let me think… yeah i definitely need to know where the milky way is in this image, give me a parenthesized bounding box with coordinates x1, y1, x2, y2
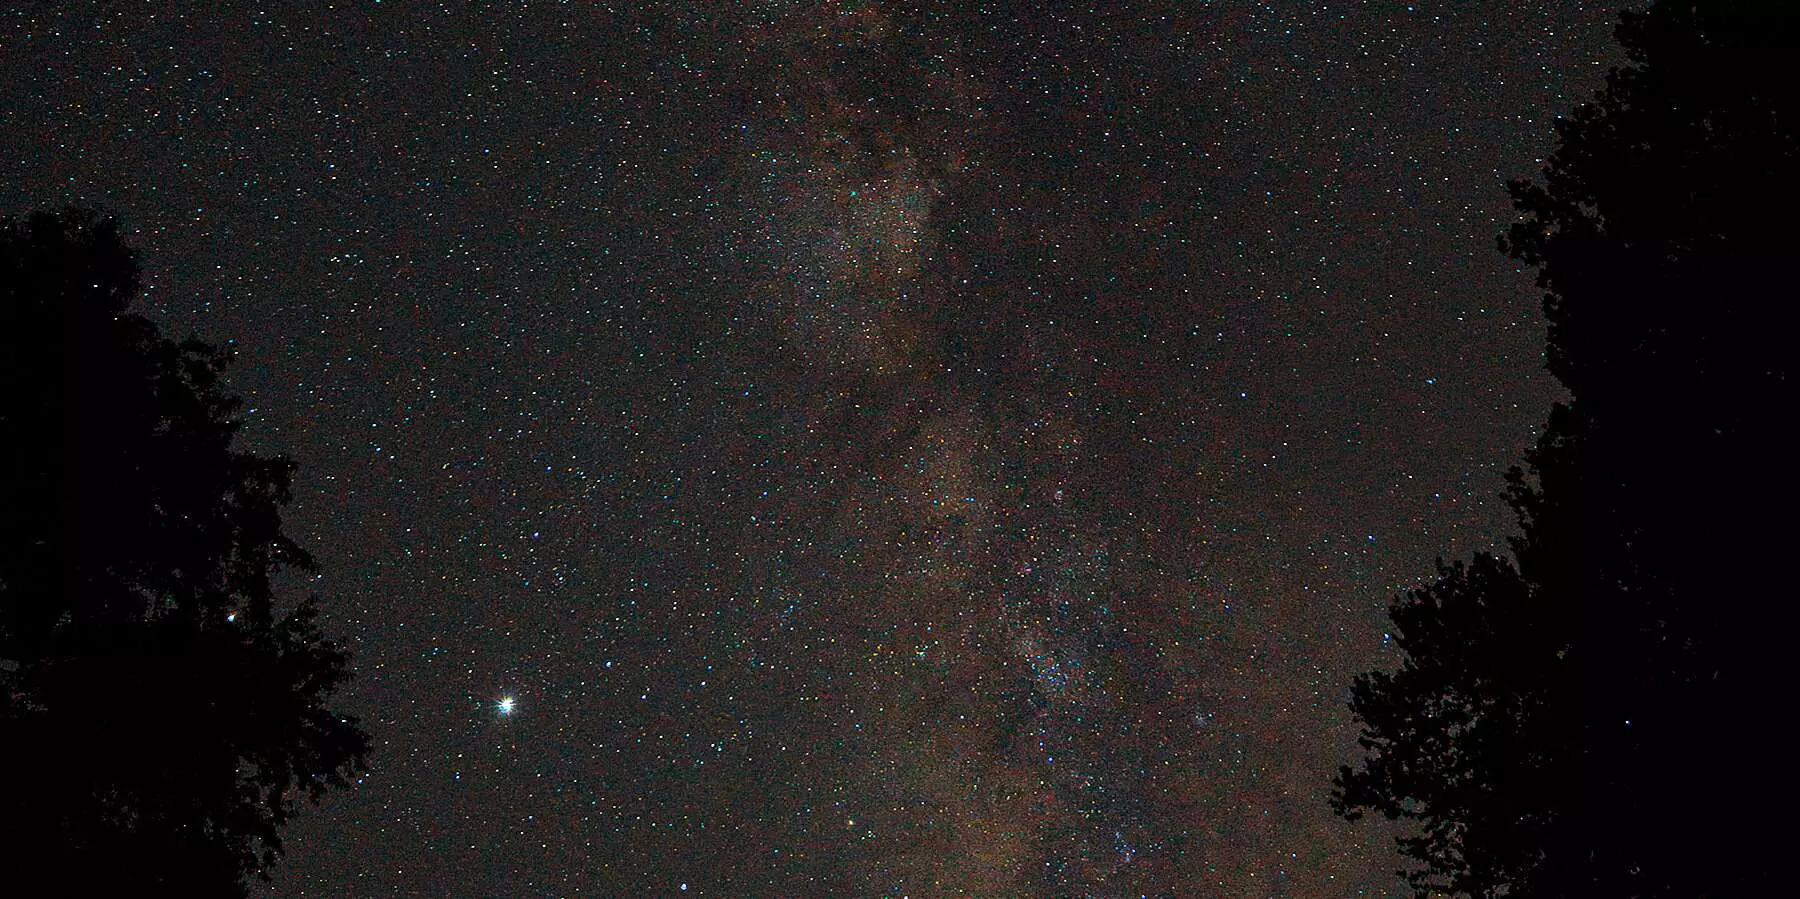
(1, 2, 1616, 895)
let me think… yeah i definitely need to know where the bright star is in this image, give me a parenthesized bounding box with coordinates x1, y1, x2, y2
(497, 696, 516, 716)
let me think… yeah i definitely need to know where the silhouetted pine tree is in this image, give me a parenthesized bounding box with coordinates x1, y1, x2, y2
(1334, 2, 1798, 896)
(0, 209, 369, 896)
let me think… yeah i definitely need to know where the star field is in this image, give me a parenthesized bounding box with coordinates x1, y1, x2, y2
(0, 2, 1616, 895)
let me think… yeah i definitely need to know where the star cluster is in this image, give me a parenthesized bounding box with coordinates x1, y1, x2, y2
(1, 1, 1615, 895)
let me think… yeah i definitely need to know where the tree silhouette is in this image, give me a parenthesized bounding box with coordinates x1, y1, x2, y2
(1334, 1, 1798, 896)
(0, 209, 369, 896)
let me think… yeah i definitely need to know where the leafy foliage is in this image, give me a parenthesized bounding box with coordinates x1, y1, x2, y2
(1334, 2, 1799, 896)
(1334, 554, 1567, 897)
(0, 209, 369, 896)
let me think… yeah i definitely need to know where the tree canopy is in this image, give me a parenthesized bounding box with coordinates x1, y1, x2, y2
(0, 209, 369, 895)
(1334, 1, 1797, 896)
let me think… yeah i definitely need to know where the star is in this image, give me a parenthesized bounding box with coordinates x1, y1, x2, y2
(496, 696, 516, 717)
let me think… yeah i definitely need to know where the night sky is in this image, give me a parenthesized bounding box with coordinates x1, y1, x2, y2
(1, 3, 1617, 895)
